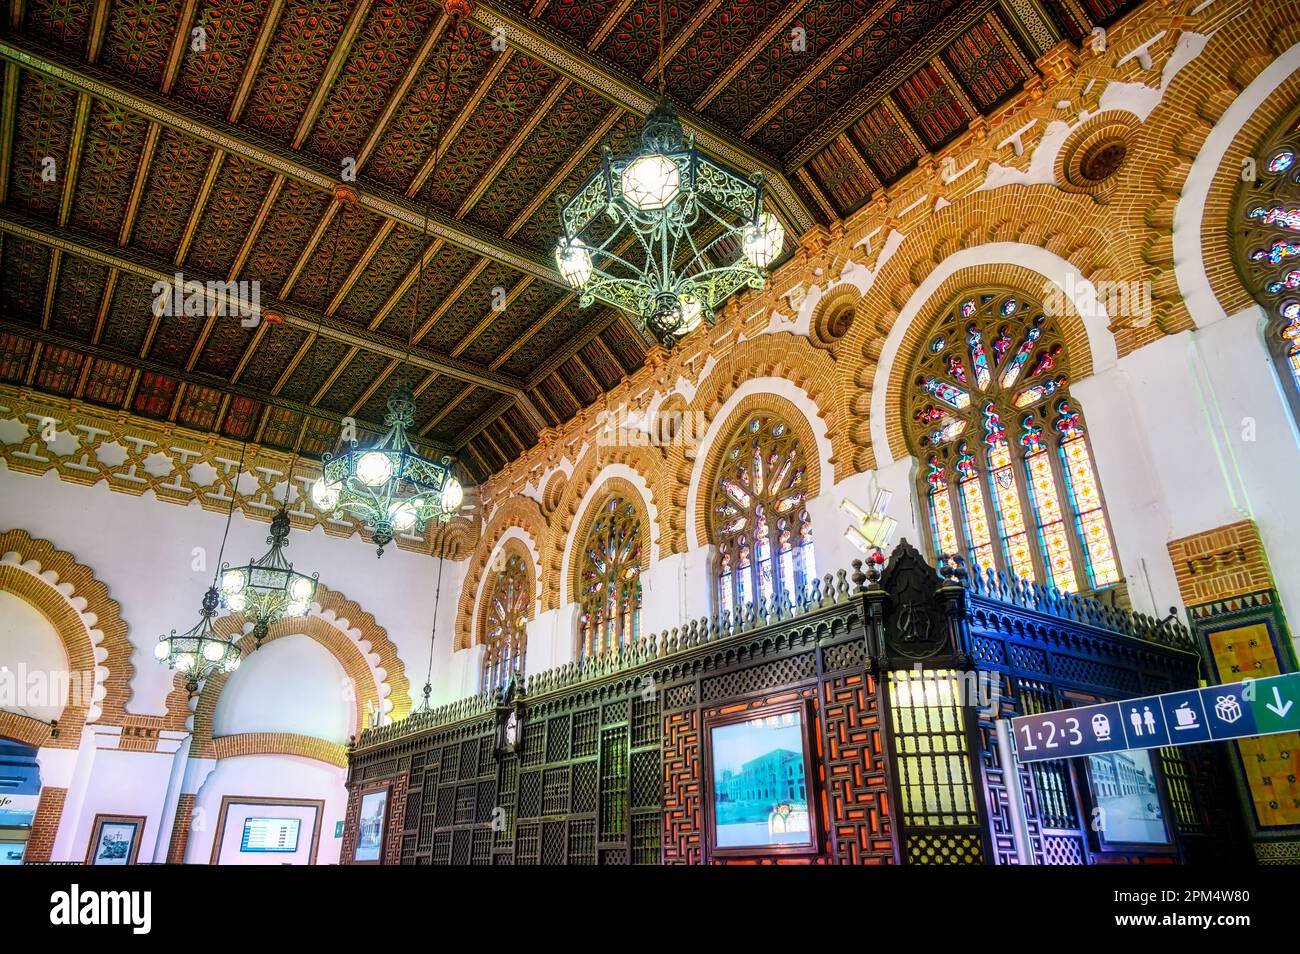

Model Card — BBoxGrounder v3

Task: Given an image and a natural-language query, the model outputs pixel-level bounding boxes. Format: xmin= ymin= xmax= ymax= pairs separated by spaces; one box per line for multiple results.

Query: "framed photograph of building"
xmin=353 ymin=785 xmax=391 ymax=864
xmin=1085 ymin=749 xmax=1172 ymax=849
xmin=703 ymin=699 xmax=819 ymax=858
xmin=85 ymin=814 xmax=145 ymax=865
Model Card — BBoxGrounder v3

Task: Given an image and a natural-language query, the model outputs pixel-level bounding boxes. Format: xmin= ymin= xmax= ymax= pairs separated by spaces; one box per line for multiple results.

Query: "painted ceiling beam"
xmin=0 ymin=36 xmax=565 ymax=288
xmin=0 ymin=207 xmax=538 ymax=404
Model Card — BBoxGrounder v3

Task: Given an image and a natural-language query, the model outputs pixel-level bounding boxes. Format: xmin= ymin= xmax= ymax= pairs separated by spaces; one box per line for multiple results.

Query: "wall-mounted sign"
xmin=1010 ymin=673 xmax=1300 ymax=764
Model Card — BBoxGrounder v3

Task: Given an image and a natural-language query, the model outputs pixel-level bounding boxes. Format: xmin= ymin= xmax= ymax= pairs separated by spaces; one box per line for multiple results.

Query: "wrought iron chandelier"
xmin=310 ymin=27 xmax=464 ymax=557
xmin=311 ymin=384 xmax=463 ymax=557
xmin=553 ymin=1 xmax=784 ymax=346
xmin=154 ymin=444 xmax=249 ymax=691
xmin=153 ymin=585 xmax=241 ymax=693
xmin=219 ymin=507 xmax=319 ymax=645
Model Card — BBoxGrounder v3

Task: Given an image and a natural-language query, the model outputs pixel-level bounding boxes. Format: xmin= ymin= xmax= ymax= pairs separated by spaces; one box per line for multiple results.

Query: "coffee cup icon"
xmin=1173 ymin=701 xmax=1199 ymax=730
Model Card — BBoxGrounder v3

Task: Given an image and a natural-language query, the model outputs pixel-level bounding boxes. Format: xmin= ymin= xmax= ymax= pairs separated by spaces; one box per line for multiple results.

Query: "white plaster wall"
xmin=0 ymin=590 xmax=70 ymax=723
xmin=186 ymin=754 xmax=348 ymax=865
xmin=211 ymin=635 xmax=354 ymax=742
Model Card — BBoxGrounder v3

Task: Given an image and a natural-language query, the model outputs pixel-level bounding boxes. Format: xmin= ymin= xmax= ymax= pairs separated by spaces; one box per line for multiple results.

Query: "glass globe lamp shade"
xmin=356 ymin=451 xmax=394 ymax=487
xmin=154 ymin=639 xmax=170 ymax=661
xmin=621 ymin=153 xmax=681 ymax=210
xmin=311 ymin=477 xmax=338 ymax=510
xmin=555 ymin=237 xmax=593 ymax=289
xmin=286 ymin=601 xmax=309 ymax=618
xmin=742 ymin=211 xmax=784 ymax=269
xmin=202 ymin=639 xmax=226 ymax=662
xmin=441 ymin=476 xmax=464 ymax=513
xmin=290 ymin=576 xmax=315 ymax=602
xmin=679 ymin=293 xmax=704 ymax=332
xmin=224 ymin=592 xmax=246 ymax=613
xmin=220 ymin=568 xmax=246 ymax=595
xmin=388 ymin=500 xmax=418 ymax=533
xmin=175 ymin=653 xmax=196 ymax=674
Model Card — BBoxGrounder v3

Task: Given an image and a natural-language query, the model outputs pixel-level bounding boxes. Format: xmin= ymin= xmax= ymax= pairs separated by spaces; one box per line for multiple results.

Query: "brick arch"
xmin=839 ymin=185 xmax=1117 ymax=473
xmin=0 ymin=710 xmax=55 ymax=748
xmin=188 ymin=583 xmax=407 ymax=762
xmin=1116 ymin=6 xmax=1300 ymax=333
xmin=1198 ymin=72 xmax=1300 ymax=321
xmin=454 ymin=494 xmax=546 ymax=650
xmin=472 ymin=536 xmax=536 ymax=651
xmin=0 ymin=529 xmax=133 ymax=746
xmin=688 ymin=392 xmax=825 ymax=550
xmin=880 ymin=265 xmax=1095 ymax=463
xmin=542 ymin=444 xmax=666 ymax=612
xmin=563 ymin=474 xmax=653 ymax=609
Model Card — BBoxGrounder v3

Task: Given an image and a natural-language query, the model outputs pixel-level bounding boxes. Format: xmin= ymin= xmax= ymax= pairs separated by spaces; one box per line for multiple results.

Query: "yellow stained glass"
xmin=1025 ymin=451 xmax=1078 ymax=593
xmin=988 ymin=443 xmax=1034 ymax=582
xmin=959 ymin=477 xmax=995 ymax=572
xmin=929 ymin=485 xmax=960 ymax=557
xmin=1060 ymin=437 xmax=1120 ymax=587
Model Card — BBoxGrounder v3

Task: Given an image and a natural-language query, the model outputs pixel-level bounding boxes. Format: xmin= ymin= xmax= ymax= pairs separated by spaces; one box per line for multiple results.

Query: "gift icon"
xmin=1213 ymin=695 xmax=1242 ymax=724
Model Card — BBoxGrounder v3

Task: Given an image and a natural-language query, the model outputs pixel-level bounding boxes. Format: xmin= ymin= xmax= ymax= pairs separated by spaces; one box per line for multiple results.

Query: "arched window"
xmin=480 ymin=552 xmax=530 ymax=694
xmin=577 ymin=495 xmax=643 ymax=660
xmin=1234 ymin=102 xmax=1300 ymax=412
xmin=907 ymin=289 xmax=1120 ymax=595
xmin=711 ymin=414 xmax=816 ymax=616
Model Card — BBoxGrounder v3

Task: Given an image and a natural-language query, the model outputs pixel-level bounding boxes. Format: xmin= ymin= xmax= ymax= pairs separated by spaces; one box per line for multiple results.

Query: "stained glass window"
xmin=578 ymin=495 xmax=643 ymax=661
xmin=907 ymin=290 xmax=1120 ymax=594
xmin=481 ymin=552 xmax=530 ymax=695
xmin=712 ymin=415 xmax=816 ymax=614
xmin=1234 ymin=101 xmax=1300 ymax=408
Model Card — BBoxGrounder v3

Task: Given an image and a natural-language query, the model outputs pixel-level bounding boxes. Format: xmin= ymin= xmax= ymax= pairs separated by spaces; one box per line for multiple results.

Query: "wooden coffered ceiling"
xmin=0 ymin=0 xmax=1139 ymax=482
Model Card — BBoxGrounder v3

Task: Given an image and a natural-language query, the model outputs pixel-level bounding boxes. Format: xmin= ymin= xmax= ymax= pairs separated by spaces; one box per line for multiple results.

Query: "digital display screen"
xmin=240 ymin=817 xmax=301 ymax=853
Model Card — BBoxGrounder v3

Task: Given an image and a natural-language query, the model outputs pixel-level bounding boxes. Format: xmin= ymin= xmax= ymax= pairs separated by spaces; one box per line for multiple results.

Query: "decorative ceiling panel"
xmin=599 ymin=318 xmax=645 ymax=373
xmin=456 ymin=280 xmax=567 ymax=366
xmin=184 ymin=154 xmax=277 ymax=277
xmin=364 ymin=20 xmax=498 ymax=195
xmin=943 ymin=11 xmax=1031 ymax=111
xmin=242 ymin=0 xmax=353 ymax=143
xmin=238 ymin=323 xmax=310 ymax=392
xmin=0 ymin=331 xmax=34 ymax=383
xmin=849 ymin=100 xmax=918 ymax=183
xmin=335 ymin=224 xmax=430 ymax=326
xmin=305 ymin=0 xmax=439 ymax=163
xmin=34 ymin=345 xmax=86 ymax=395
xmin=578 ymin=338 xmax=621 ymax=388
xmin=419 ymin=53 xmax=561 ymax=214
xmin=175 ymin=383 xmax=225 ymax=430
xmin=130 ymin=128 xmax=216 ymax=260
xmin=316 ymin=347 xmax=394 ymax=413
xmin=101 ymin=273 xmax=159 ymax=357
xmin=50 ymin=256 xmax=108 ymax=339
xmin=417 ymin=259 xmax=517 ymax=351
xmin=289 ymin=202 xmax=388 ymax=312
xmin=175 ymin=0 xmax=278 ymax=119
xmin=596 ymin=1 xmax=707 ymax=78
xmin=100 ymin=0 xmax=186 ymax=88
xmin=9 ymin=71 xmax=77 ymax=221
xmin=426 ymin=385 xmax=495 ymax=443
xmin=494 ymin=303 xmax=606 ymax=380
xmin=0 ymin=238 xmax=52 ymax=326
xmin=69 ymin=101 xmax=149 ymax=242
xmin=893 ymin=61 xmax=971 ymax=149
xmin=378 ymin=243 xmax=481 ymax=338
xmin=241 ymin=180 xmax=334 ymax=298
xmin=277 ymin=335 xmax=353 ymax=404
xmin=663 ymin=0 xmax=785 ymax=104
xmin=809 ymin=137 xmax=878 ymax=216
xmin=22 ymin=0 xmax=94 ymax=58
xmin=194 ymin=314 xmax=258 ymax=378
xmin=82 ymin=357 xmax=135 ymax=407
xmin=145 ymin=309 xmax=206 ymax=369
xmin=538 ymin=0 xmax=619 ymax=47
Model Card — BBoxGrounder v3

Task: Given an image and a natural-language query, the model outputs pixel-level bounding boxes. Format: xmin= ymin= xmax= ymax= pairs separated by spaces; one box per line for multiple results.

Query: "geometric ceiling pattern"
xmin=0 ymin=0 xmax=1137 ymax=482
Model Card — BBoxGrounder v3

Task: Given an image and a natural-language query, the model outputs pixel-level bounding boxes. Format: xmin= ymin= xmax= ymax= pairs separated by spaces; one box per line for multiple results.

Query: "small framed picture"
xmin=703 ymin=699 xmax=820 ymax=859
xmin=85 ymin=815 xmax=145 ymax=866
xmin=1085 ymin=749 xmax=1173 ymax=850
xmin=353 ymin=785 xmax=391 ymax=864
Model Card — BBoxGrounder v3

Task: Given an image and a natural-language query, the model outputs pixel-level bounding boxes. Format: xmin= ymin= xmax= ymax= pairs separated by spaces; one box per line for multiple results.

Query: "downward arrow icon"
xmin=1266 ymin=685 xmax=1294 ymax=718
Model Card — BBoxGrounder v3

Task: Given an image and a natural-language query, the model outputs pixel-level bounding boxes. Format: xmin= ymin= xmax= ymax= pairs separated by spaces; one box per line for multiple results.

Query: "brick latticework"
xmin=167 ymin=794 xmax=196 ymax=865
xmin=24 ymin=787 xmax=67 ymax=863
xmin=1166 ymin=520 xmax=1275 ymax=607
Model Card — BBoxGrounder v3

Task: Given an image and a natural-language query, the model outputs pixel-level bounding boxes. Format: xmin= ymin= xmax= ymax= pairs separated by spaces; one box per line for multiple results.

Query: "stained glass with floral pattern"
xmin=481 ymin=553 xmax=530 ymax=694
xmin=578 ymin=495 xmax=643 ymax=661
xmin=906 ymin=290 xmax=1120 ymax=594
xmin=713 ymin=415 xmax=815 ymax=614
xmin=1236 ymin=101 xmax=1300 ymax=402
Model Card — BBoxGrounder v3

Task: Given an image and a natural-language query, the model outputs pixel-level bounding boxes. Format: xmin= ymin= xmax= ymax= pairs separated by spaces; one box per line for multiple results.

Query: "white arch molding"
xmin=683 ymin=376 xmax=835 ymax=550
xmin=869 ymin=243 xmax=1121 ymax=467
xmin=1173 ymin=41 xmax=1300 ymax=329
xmin=559 ymin=463 xmax=660 ymax=610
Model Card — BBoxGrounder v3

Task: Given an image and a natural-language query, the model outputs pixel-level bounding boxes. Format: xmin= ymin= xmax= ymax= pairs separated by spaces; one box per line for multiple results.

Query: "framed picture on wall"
xmin=1085 ymin=749 xmax=1172 ymax=850
xmin=353 ymin=786 xmax=390 ymax=864
xmin=703 ymin=699 xmax=819 ymax=858
xmin=85 ymin=814 xmax=145 ymax=865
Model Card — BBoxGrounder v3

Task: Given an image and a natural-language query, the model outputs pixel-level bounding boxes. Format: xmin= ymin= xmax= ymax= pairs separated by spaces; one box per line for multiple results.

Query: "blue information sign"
xmin=1009 ymin=673 xmax=1300 ymax=763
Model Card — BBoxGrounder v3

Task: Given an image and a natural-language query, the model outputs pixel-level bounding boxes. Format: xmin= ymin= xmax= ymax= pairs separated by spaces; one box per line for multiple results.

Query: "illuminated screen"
xmin=240 ymin=817 xmax=301 ymax=853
